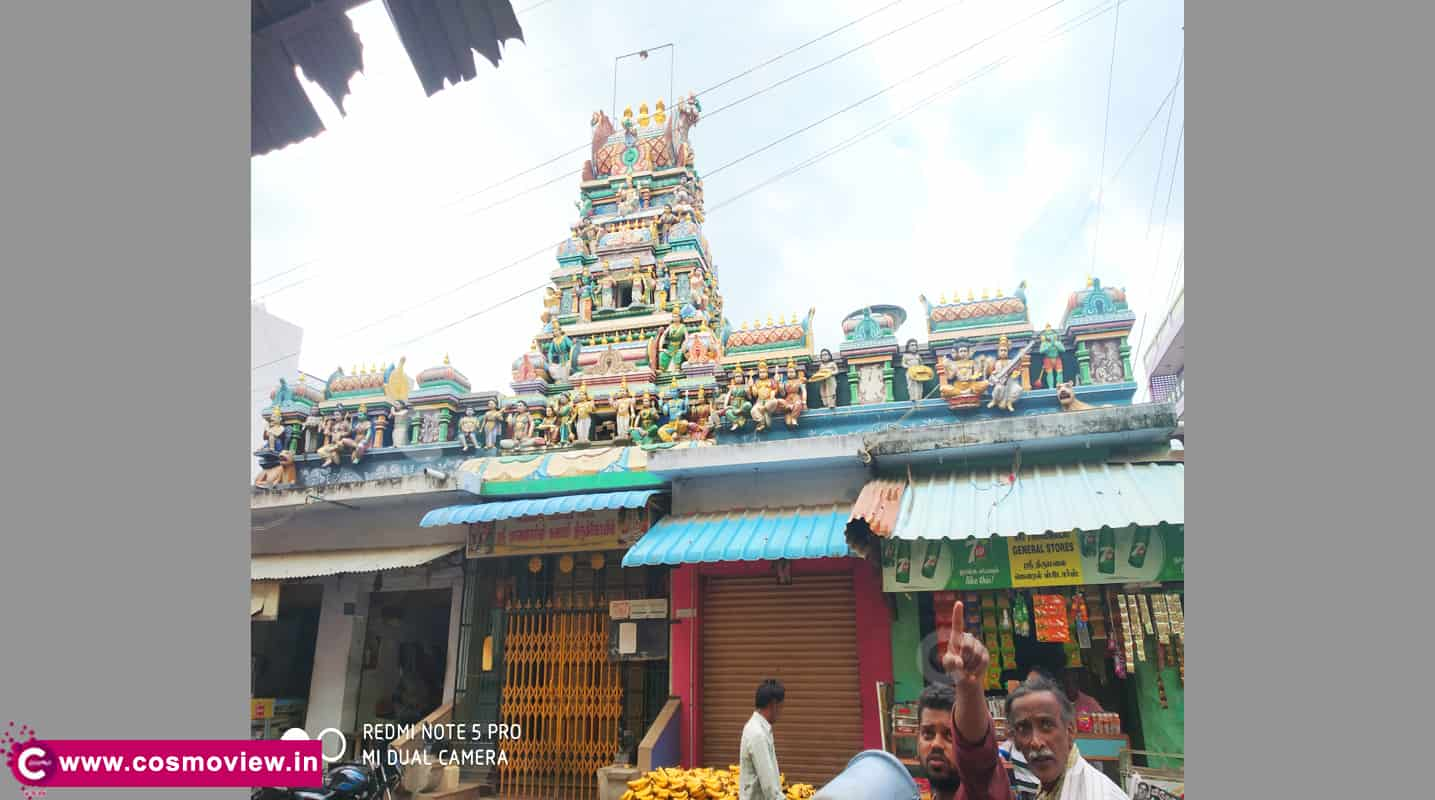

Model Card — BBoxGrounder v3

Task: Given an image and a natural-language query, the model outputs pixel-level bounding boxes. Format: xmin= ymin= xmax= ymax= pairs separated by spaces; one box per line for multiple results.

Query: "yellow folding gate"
xmin=498 ymin=597 xmax=623 ymax=800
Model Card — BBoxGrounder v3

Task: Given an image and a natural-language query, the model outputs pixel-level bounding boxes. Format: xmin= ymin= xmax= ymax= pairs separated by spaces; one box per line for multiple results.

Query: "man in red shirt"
xmin=941 ymin=600 xmax=1014 ymax=800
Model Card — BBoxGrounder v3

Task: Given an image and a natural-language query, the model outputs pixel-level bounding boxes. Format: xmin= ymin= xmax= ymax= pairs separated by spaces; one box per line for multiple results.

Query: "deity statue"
xmin=316 ymin=410 xmax=349 ymax=466
xmin=658 ymin=204 xmax=679 ymax=243
xmin=613 ymin=380 xmax=635 ymax=441
xmin=689 ymin=386 xmax=714 ymax=441
xmin=391 ymin=402 xmax=411 ymax=447
xmin=577 ymin=268 xmax=595 ymax=322
xmin=657 ymin=309 xmax=687 ymax=375
xmin=317 ymin=406 xmax=372 ymax=466
xmin=273 ymin=378 xmax=294 ymax=408
xmin=573 ymin=384 xmax=596 ymax=443
xmin=575 ymin=194 xmax=593 ymax=220
xmin=749 ymin=360 xmax=782 ymax=433
xmin=457 ymin=406 xmax=482 ymax=452
xmin=660 ymin=389 xmax=688 ymax=426
xmin=301 ymin=406 xmax=324 ymax=453
xmin=482 ymin=399 xmax=504 ymax=449
xmin=653 ymin=263 xmax=670 ymax=310
xmin=811 ymin=349 xmax=839 ymax=409
xmin=985 ymin=335 xmax=1025 ymax=412
xmin=514 ymin=340 xmax=545 ymax=382
xmin=616 ymin=177 xmax=640 ymax=216
xmin=630 ymin=259 xmax=652 ymax=307
xmin=348 ymin=406 xmax=374 ymax=463
xmin=688 ymin=265 xmax=708 ymax=309
xmin=383 ymin=357 xmax=410 ymax=404
xmin=546 ymin=322 xmax=576 ymax=383
xmin=721 ymin=369 xmax=753 ymax=431
xmin=554 ymin=393 xmax=575 ymax=446
xmin=538 ymin=405 xmax=560 ymax=447
xmin=543 ymin=286 xmax=561 ymax=329
xmin=506 ymin=401 xmax=541 ymax=450
xmin=634 ymin=393 xmax=662 ymax=445
xmin=938 ymin=346 xmax=989 ymax=404
xmin=580 ymin=220 xmax=601 ymax=256
xmin=781 ymin=360 xmax=807 ymax=428
xmin=901 ymin=339 xmax=927 ymax=403
xmin=260 ymin=408 xmax=289 ymax=454
xmin=1037 ymin=323 xmax=1066 ymax=388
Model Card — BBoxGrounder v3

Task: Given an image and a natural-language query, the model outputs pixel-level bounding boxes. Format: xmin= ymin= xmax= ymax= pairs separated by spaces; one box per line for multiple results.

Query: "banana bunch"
xmin=620 ymin=766 xmax=815 ymax=800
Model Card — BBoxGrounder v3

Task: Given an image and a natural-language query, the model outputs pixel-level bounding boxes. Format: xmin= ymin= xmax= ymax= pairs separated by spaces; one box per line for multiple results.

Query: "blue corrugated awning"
xmin=622 ymin=505 xmax=854 ymax=566
xmin=889 ymin=462 xmax=1183 ymax=541
xmin=420 ymin=489 xmax=661 ymax=528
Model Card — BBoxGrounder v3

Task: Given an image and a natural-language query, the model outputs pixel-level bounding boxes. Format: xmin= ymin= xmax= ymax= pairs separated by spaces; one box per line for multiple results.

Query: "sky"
xmin=251 ymin=0 xmax=1184 ymax=400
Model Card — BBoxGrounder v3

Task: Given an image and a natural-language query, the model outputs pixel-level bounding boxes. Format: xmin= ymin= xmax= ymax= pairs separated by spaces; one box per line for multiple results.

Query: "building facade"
xmin=251 ymin=98 xmax=1184 ymax=798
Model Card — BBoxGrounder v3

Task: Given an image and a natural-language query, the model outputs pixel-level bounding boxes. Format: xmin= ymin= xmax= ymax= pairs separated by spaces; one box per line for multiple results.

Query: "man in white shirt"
xmin=739 ymin=679 xmax=785 ymax=800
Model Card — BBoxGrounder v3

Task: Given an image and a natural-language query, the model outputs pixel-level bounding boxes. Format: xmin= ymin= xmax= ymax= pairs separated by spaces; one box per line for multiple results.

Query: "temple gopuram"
xmin=251 ymin=96 xmax=1184 ymax=800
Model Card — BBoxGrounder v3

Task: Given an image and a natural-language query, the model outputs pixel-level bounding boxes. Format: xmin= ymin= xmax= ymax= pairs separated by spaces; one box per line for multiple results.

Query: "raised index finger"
xmin=952 ymin=600 xmax=965 ymax=637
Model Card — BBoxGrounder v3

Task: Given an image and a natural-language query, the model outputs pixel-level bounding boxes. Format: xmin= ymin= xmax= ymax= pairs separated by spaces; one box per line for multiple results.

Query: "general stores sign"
xmin=465 ymin=507 xmax=651 ymax=558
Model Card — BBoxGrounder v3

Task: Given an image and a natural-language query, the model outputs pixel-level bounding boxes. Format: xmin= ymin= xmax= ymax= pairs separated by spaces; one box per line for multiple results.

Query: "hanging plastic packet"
xmin=1032 ymin=594 xmax=1069 ymax=643
xmin=1011 ymin=592 xmax=1031 ymax=637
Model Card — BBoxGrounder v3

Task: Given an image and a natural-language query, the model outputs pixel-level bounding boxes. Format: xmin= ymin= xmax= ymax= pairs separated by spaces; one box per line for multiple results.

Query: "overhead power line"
xmin=1086 ymin=0 xmax=1123 ymax=271
xmin=271 ymin=0 xmax=1128 ymax=369
xmin=251 ymin=0 xmax=927 ymax=302
xmin=258 ymin=0 xmax=1076 ymax=366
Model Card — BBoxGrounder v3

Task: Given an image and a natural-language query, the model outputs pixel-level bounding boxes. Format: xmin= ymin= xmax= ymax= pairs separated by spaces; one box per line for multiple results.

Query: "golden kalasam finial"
xmin=654 ymin=99 xmax=667 ymax=125
xmin=982 ymin=288 xmax=990 ymax=299
xmin=623 ymin=105 xmax=633 ymax=120
xmin=638 ymin=103 xmax=650 ymax=127
xmin=297 ymin=374 xmax=306 ymax=384
xmin=766 ymin=314 xmax=774 ymax=327
xmin=1086 ymin=274 xmax=1094 ymax=288
xmin=741 ymin=320 xmax=750 ymax=331
xmin=939 ymin=292 xmax=948 ymax=304
xmin=967 ymin=288 xmax=975 ymax=301
xmin=444 ymin=353 xmax=451 ymax=365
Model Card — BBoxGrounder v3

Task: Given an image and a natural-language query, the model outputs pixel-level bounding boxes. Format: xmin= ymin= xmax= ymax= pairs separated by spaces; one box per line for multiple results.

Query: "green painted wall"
xmin=891 ymin=592 xmax=925 ymax=703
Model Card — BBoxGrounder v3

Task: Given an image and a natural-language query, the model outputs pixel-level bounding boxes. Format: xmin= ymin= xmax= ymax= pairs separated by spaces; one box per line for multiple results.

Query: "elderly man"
xmin=1005 ymin=673 xmax=1125 ymax=799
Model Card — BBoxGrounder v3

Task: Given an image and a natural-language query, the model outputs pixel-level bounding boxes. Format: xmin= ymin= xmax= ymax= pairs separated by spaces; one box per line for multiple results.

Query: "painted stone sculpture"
xmin=939 ymin=346 xmax=989 ymax=408
xmin=573 ymin=384 xmax=596 ymax=443
xmin=481 ymin=399 xmax=504 ymax=450
xmin=811 ymin=349 xmax=839 ymax=409
xmin=301 ymin=407 xmax=324 ymax=453
xmin=657 ymin=310 xmax=687 ymax=375
xmin=985 ymin=335 xmax=1025 ymax=413
xmin=614 ymin=380 xmax=635 ymax=441
xmin=458 ymin=407 xmax=482 ymax=452
xmin=1037 ymin=323 xmax=1066 ymax=388
xmin=901 ymin=339 xmax=927 ymax=403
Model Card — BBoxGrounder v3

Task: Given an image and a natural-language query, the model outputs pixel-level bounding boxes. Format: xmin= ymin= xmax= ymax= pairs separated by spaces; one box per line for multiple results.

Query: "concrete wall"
xmin=668 ymin=464 xmax=870 ymax=516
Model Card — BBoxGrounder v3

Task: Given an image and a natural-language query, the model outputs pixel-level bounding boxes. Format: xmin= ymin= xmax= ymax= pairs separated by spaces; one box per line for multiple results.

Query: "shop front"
xmin=855 ymin=460 xmax=1185 ymax=784
xmin=250 ymin=544 xmax=468 ymax=751
xmin=623 ymin=505 xmax=892 ymax=788
xmin=251 ymin=581 xmax=323 ymax=739
xmin=419 ymin=489 xmax=671 ymax=800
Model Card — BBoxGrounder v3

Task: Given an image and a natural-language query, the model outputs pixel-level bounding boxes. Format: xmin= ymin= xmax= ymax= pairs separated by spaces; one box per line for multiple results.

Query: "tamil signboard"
xmin=882 ymin=525 xmax=1184 ymax=592
xmin=465 ymin=507 xmax=651 ymax=558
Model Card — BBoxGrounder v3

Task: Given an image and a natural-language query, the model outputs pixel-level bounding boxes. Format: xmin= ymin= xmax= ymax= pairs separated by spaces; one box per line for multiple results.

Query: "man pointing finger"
xmin=940 ymin=600 xmax=1014 ymax=800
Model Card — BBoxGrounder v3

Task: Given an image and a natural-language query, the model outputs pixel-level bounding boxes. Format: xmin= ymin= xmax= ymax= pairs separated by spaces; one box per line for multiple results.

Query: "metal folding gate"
xmin=498 ymin=597 xmax=622 ymax=800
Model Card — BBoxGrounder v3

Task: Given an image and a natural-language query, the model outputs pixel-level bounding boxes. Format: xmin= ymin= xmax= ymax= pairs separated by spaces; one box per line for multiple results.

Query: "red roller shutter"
xmin=700 ymin=572 xmax=863 ymax=786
